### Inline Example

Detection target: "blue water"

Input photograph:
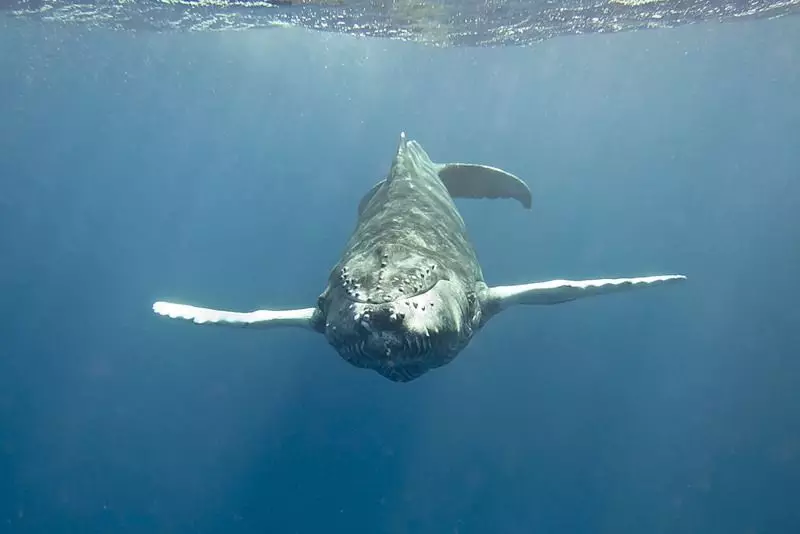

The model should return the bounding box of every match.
[6,0,799,45]
[2,16,800,534]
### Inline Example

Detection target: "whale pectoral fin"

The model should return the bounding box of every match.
[437,163,532,209]
[484,274,686,313]
[152,301,318,330]
[358,180,385,216]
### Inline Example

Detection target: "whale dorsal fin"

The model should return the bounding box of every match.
[436,163,532,209]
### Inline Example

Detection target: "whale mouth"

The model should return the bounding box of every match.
[339,348,432,383]
[375,362,430,382]
[338,332,433,363]
[334,329,437,382]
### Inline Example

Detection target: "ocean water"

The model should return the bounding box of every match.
[1,13,800,534]
[6,0,799,45]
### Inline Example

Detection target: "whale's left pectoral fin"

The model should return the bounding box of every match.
[152,301,318,330]
[484,274,686,314]
[437,163,532,209]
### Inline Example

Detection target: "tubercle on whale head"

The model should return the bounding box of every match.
[317,277,481,380]
[333,247,446,305]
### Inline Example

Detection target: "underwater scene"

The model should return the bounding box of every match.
[1,1,799,532]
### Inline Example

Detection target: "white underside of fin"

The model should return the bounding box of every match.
[488,274,686,307]
[152,301,316,329]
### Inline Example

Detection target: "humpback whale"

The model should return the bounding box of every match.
[153,132,686,382]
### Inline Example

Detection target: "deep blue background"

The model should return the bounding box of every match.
[1,16,799,534]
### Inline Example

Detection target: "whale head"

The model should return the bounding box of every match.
[317,250,481,382]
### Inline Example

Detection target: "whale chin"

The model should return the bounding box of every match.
[335,329,434,367]
[375,362,430,382]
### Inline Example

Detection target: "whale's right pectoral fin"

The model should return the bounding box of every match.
[436,163,532,209]
[152,301,318,330]
[483,274,686,319]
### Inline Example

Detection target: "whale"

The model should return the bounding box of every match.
[153,132,686,382]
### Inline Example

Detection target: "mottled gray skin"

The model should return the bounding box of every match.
[311,136,487,382]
